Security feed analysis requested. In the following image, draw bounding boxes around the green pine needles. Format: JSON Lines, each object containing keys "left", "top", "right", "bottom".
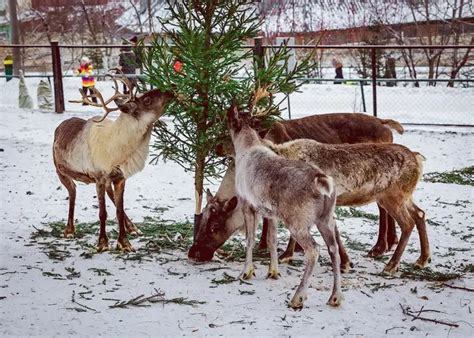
{"left": 137, "top": 0, "right": 316, "bottom": 216}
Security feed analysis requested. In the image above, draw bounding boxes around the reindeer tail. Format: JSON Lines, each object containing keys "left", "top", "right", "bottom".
{"left": 414, "top": 152, "right": 426, "bottom": 179}
{"left": 381, "top": 119, "right": 404, "bottom": 134}
{"left": 313, "top": 174, "right": 334, "bottom": 197}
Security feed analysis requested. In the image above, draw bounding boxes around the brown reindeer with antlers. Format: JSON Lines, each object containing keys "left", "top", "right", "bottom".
{"left": 53, "top": 72, "right": 173, "bottom": 252}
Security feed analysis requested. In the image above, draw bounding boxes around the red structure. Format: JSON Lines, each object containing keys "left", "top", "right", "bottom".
{"left": 31, "top": 0, "right": 108, "bottom": 9}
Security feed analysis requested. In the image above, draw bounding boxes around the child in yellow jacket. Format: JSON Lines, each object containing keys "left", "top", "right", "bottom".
{"left": 75, "top": 56, "right": 97, "bottom": 105}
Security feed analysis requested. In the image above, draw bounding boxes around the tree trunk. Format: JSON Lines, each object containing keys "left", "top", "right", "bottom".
{"left": 193, "top": 154, "right": 206, "bottom": 240}
{"left": 192, "top": 1, "right": 215, "bottom": 239}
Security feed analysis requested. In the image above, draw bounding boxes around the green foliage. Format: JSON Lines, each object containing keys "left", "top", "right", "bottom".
{"left": 335, "top": 207, "right": 379, "bottom": 221}
{"left": 136, "top": 0, "right": 317, "bottom": 190}
{"left": 30, "top": 217, "right": 255, "bottom": 263}
{"left": 137, "top": 0, "right": 260, "bottom": 180}
{"left": 399, "top": 265, "right": 461, "bottom": 282}
{"left": 423, "top": 166, "right": 474, "bottom": 186}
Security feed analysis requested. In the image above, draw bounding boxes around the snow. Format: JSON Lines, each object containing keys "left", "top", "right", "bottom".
{"left": 261, "top": 0, "right": 474, "bottom": 35}
{"left": 1, "top": 77, "right": 473, "bottom": 336}
{"left": 115, "top": 0, "right": 169, "bottom": 34}
{"left": 282, "top": 83, "right": 474, "bottom": 125}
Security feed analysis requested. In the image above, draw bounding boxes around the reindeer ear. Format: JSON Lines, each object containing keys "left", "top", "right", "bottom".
{"left": 206, "top": 188, "right": 214, "bottom": 203}
{"left": 223, "top": 196, "right": 238, "bottom": 213}
{"left": 227, "top": 104, "right": 239, "bottom": 121}
{"left": 118, "top": 102, "right": 138, "bottom": 115}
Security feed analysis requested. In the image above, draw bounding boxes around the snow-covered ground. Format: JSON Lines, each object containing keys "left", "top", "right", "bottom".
{"left": 0, "top": 78, "right": 473, "bottom": 336}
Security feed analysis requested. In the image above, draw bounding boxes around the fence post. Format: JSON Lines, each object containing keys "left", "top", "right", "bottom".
{"left": 359, "top": 81, "right": 366, "bottom": 112}
{"left": 371, "top": 47, "right": 377, "bottom": 117}
{"left": 51, "top": 40, "right": 65, "bottom": 113}
{"left": 253, "top": 37, "right": 265, "bottom": 70}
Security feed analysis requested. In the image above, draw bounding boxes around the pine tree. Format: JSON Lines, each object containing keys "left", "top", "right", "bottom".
{"left": 137, "top": 0, "right": 315, "bottom": 233}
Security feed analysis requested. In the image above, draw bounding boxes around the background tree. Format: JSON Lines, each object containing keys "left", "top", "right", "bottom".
{"left": 138, "top": 0, "right": 315, "bottom": 233}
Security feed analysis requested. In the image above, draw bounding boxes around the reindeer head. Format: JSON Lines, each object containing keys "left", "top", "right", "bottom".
{"left": 80, "top": 69, "right": 174, "bottom": 123}
{"left": 188, "top": 189, "right": 238, "bottom": 262}
{"left": 115, "top": 89, "right": 174, "bottom": 122}
{"left": 227, "top": 105, "right": 259, "bottom": 137}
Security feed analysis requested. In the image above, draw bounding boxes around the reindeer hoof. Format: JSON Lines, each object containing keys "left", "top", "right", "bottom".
{"left": 289, "top": 293, "right": 307, "bottom": 310}
{"left": 367, "top": 244, "right": 387, "bottom": 258}
{"left": 96, "top": 244, "right": 109, "bottom": 252}
{"left": 239, "top": 267, "right": 255, "bottom": 280}
{"left": 327, "top": 292, "right": 343, "bottom": 307}
{"left": 127, "top": 226, "right": 143, "bottom": 236}
{"left": 415, "top": 256, "right": 431, "bottom": 269}
{"left": 279, "top": 252, "right": 293, "bottom": 264}
{"left": 340, "top": 261, "right": 353, "bottom": 273}
{"left": 116, "top": 238, "right": 135, "bottom": 252}
{"left": 63, "top": 227, "right": 75, "bottom": 239}
{"left": 266, "top": 268, "right": 280, "bottom": 280}
{"left": 96, "top": 237, "right": 109, "bottom": 252}
{"left": 382, "top": 264, "right": 399, "bottom": 276}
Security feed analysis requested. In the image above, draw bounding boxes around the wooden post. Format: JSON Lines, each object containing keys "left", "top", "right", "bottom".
{"left": 51, "top": 40, "right": 65, "bottom": 113}
{"left": 8, "top": 0, "right": 22, "bottom": 76}
{"left": 253, "top": 37, "right": 265, "bottom": 72}
{"left": 371, "top": 48, "right": 377, "bottom": 117}
{"left": 359, "top": 80, "right": 366, "bottom": 112}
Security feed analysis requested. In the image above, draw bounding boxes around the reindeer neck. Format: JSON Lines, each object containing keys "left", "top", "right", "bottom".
{"left": 216, "top": 163, "right": 237, "bottom": 200}
{"left": 233, "top": 127, "right": 261, "bottom": 154}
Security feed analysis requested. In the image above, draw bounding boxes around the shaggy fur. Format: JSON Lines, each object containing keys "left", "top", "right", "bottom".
{"left": 229, "top": 108, "right": 342, "bottom": 309}
{"left": 265, "top": 138, "right": 430, "bottom": 275}
{"left": 189, "top": 113, "right": 403, "bottom": 262}
{"left": 53, "top": 89, "right": 172, "bottom": 252}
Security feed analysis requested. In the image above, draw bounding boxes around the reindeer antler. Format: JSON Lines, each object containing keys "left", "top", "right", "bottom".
{"left": 248, "top": 84, "right": 271, "bottom": 118}
{"left": 108, "top": 67, "right": 138, "bottom": 100}
{"left": 79, "top": 68, "right": 135, "bottom": 123}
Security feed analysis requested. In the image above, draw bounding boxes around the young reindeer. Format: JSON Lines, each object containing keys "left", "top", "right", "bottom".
{"left": 264, "top": 137, "right": 430, "bottom": 275}
{"left": 53, "top": 75, "right": 173, "bottom": 252}
{"left": 228, "top": 105, "right": 343, "bottom": 309}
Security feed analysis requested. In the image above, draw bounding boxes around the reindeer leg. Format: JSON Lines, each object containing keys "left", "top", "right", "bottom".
{"left": 288, "top": 226, "right": 320, "bottom": 310}
{"left": 106, "top": 182, "right": 142, "bottom": 236}
{"left": 96, "top": 180, "right": 109, "bottom": 252}
{"left": 279, "top": 236, "right": 296, "bottom": 263}
{"left": 334, "top": 223, "right": 352, "bottom": 273}
{"left": 386, "top": 214, "right": 398, "bottom": 250}
{"left": 409, "top": 203, "right": 431, "bottom": 268}
{"left": 113, "top": 177, "right": 134, "bottom": 252}
{"left": 368, "top": 204, "right": 389, "bottom": 258}
{"left": 57, "top": 172, "right": 76, "bottom": 238}
{"left": 317, "top": 217, "right": 343, "bottom": 307}
{"left": 380, "top": 202, "right": 415, "bottom": 275}
{"left": 266, "top": 218, "right": 280, "bottom": 279}
{"left": 239, "top": 204, "right": 257, "bottom": 280}
{"left": 257, "top": 218, "right": 269, "bottom": 251}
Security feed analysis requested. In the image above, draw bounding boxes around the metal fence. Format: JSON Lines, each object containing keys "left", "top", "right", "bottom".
{"left": 281, "top": 78, "right": 473, "bottom": 126}
{"left": 0, "top": 41, "right": 473, "bottom": 126}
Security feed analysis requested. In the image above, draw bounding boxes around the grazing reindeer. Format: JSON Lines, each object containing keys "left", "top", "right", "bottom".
{"left": 228, "top": 106, "right": 343, "bottom": 309}
{"left": 189, "top": 112, "right": 404, "bottom": 262}
{"left": 265, "top": 138, "right": 430, "bottom": 275}
{"left": 53, "top": 77, "right": 173, "bottom": 252}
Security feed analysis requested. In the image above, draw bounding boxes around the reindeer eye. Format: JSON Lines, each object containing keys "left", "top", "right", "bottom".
{"left": 210, "top": 207, "right": 217, "bottom": 214}
{"left": 143, "top": 97, "right": 151, "bottom": 106}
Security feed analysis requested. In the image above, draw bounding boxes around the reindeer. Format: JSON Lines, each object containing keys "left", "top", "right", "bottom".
{"left": 189, "top": 112, "right": 404, "bottom": 262}
{"left": 262, "top": 136, "right": 430, "bottom": 275}
{"left": 228, "top": 106, "right": 343, "bottom": 309}
{"left": 53, "top": 75, "right": 173, "bottom": 252}
{"left": 227, "top": 106, "right": 342, "bottom": 309}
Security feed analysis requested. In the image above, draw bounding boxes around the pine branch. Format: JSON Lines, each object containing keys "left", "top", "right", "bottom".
{"left": 399, "top": 303, "right": 459, "bottom": 328}
{"left": 109, "top": 289, "right": 205, "bottom": 309}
